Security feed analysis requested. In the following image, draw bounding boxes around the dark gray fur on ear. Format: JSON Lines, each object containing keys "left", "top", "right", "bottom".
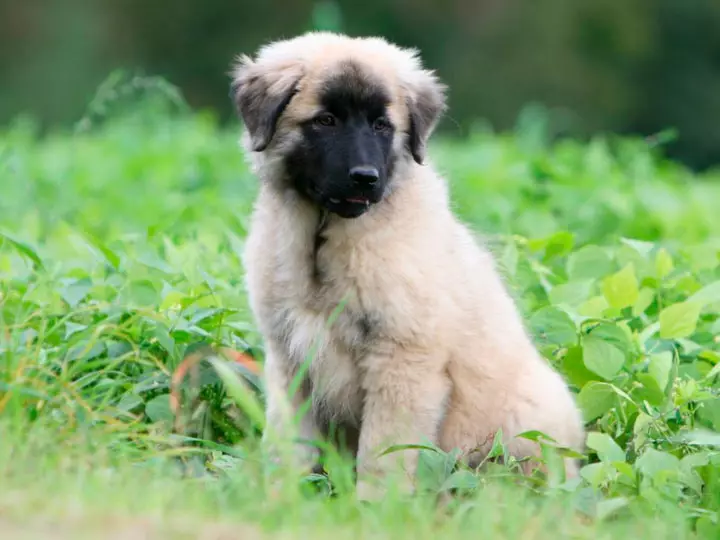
{"left": 230, "top": 57, "right": 301, "bottom": 152}
{"left": 406, "top": 73, "right": 447, "bottom": 165}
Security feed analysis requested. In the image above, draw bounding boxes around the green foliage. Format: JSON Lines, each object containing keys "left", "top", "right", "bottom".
{"left": 1, "top": 88, "right": 720, "bottom": 535}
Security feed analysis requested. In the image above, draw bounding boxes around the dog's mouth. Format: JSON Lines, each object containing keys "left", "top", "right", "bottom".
{"left": 329, "top": 196, "right": 369, "bottom": 205}
{"left": 324, "top": 196, "right": 373, "bottom": 219}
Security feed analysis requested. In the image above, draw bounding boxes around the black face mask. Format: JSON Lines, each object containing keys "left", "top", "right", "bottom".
{"left": 285, "top": 67, "right": 397, "bottom": 219}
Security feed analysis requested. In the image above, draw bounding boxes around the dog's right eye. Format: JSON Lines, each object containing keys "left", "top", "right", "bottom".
{"left": 313, "top": 113, "right": 336, "bottom": 127}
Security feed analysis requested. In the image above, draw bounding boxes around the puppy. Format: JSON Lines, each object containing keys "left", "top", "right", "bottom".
{"left": 230, "top": 32, "right": 585, "bottom": 500}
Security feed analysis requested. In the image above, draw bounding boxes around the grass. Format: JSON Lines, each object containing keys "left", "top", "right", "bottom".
{"left": 1, "top": 79, "right": 720, "bottom": 538}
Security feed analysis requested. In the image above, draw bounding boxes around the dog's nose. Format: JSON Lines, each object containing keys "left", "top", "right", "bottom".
{"left": 349, "top": 166, "right": 379, "bottom": 185}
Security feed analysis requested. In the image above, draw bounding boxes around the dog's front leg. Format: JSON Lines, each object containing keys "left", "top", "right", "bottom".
{"left": 262, "top": 340, "right": 321, "bottom": 474}
{"left": 356, "top": 348, "right": 450, "bottom": 502}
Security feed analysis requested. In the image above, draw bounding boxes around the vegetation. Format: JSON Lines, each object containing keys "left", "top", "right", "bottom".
{"left": 1, "top": 82, "right": 720, "bottom": 538}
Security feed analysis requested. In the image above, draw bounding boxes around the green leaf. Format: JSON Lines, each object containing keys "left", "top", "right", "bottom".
{"left": 562, "top": 346, "right": 599, "bottom": 387}
{"left": 577, "top": 382, "right": 616, "bottom": 422}
{"left": 586, "top": 432, "right": 625, "bottom": 463}
{"left": 416, "top": 446, "right": 453, "bottom": 492}
{"left": 116, "top": 393, "right": 143, "bottom": 412}
{"left": 673, "top": 429, "right": 720, "bottom": 448}
{"left": 587, "top": 322, "right": 632, "bottom": 355}
{"left": 378, "top": 443, "right": 443, "bottom": 457}
{"left": 123, "top": 279, "right": 160, "bottom": 307}
{"left": 59, "top": 278, "right": 92, "bottom": 308}
{"left": 687, "top": 280, "right": 720, "bottom": 308}
{"left": 580, "top": 462, "right": 611, "bottom": 487}
{"left": 635, "top": 449, "right": 680, "bottom": 479}
{"left": 567, "top": 245, "right": 613, "bottom": 280}
{"left": 516, "top": 430, "right": 558, "bottom": 444}
{"left": 602, "top": 263, "right": 639, "bottom": 309}
{"left": 144, "top": 394, "right": 173, "bottom": 423}
{"left": 659, "top": 301, "right": 701, "bottom": 339}
{"left": 153, "top": 326, "right": 175, "bottom": 355}
{"left": 595, "top": 497, "right": 629, "bottom": 521}
{"left": 529, "top": 306, "right": 577, "bottom": 347}
{"left": 648, "top": 351, "right": 673, "bottom": 392}
{"left": 632, "top": 287, "right": 655, "bottom": 316}
{"left": 439, "top": 470, "right": 479, "bottom": 492}
{"left": 0, "top": 230, "right": 44, "bottom": 269}
{"left": 487, "top": 428, "right": 506, "bottom": 459}
{"left": 635, "top": 373, "right": 666, "bottom": 407}
{"left": 549, "top": 280, "right": 593, "bottom": 307}
{"left": 64, "top": 321, "right": 88, "bottom": 339}
{"left": 543, "top": 230, "right": 575, "bottom": 260}
{"left": 582, "top": 335, "right": 625, "bottom": 380}
{"left": 578, "top": 295, "right": 610, "bottom": 318}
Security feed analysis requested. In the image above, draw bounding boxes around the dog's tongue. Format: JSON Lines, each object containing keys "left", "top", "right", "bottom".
{"left": 346, "top": 197, "right": 369, "bottom": 204}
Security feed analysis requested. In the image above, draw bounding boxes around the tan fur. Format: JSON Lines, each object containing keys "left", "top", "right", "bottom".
{"left": 232, "top": 32, "right": 585, "bottom": 500}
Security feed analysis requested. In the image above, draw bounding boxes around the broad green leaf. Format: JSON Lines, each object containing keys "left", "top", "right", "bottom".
{"left": 549, "top": 280, "right": 593, "bottom": 307}
{"left": 123, "top": 279, "right": 160, "bottom": 307}
{"left": 153, "top": 326, "right": 175, "bottom": 355}
{"left": 648, "top": 351, "right": 673, "bottom": 392}
{"left": 635, "top": 373, "right": 666, "bottom": 407}
{"left": 620, "top": 238, "right": 655, "bottom": 258}
{"left": 160, "top": 289, "right": 188, "bottom": 310}
{"left": 567, "top": 245, "right": 613, "bottom": 280}
{"left": 59, "top": 278, "right": 92, "bottom": 308}
{"left": 674, "top": 429, "right": 720, "bottom": 448}
{"left": 635, "top": 449, "right": 680, "bottom": 479}
{"left": 417, "top": 446, "right": 452, "bottom": 492}
{"left": 632, "top": 287, "right": 655, "bottom": 316}
{"left": 582, "top": 336, "right": 625, "bottom": 380}
{"left": 595, "top": 497, "right": 629, "bottom": 521}
{"left": 602, "top": 263, "right": 639, "bottom": 309}
{"left": 577, "top": 382, "right": 616, "bottom": 422}
{"left": 687, "top": 280, "right": 720, "bottom": 308}
{"left": 588, "top": 322, "right": 633, "bottom": 354}
{"left": 578, "top": 295, "right": 609, "bottom": 318}
{"left": 64, "top": 321, "right": 88, "bottom": 339}
{"left": 544, "top": 231, "right": 575, "bottom": 259}
{"left": 439, "top": 470, "right": 479, "bottom": 492}
{"left": 680, "top": 451, "right": 710, "bottom": 470}
{"left": 696, "top": 517, "right": 718, "bottom": 538}
{"left": 586, "top": 432, "right": 625, "bottom": 463}
{"left": 580, "top": 462, "right": 611, "bottom": 487}
{"left": 659, "top": 301, "right": 701, "bottom": 339}
{"left": 562, "top": 346, "right": 599, "bottom": 387}
{"left": 116, "top": 393, "right": 143, "bottom": 412}
{"left": 144, "top": 394, "right": 173, "bottom": 423}
{"left": 529, "top": 306, "right": 577, "bottom": 346}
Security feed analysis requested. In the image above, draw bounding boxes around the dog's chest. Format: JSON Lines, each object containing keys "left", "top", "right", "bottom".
{"left": 256, "top": 216, "right": 387, "bottom": 426}
{"left": 286, "top": 303, "right": 370, "bottom": 426}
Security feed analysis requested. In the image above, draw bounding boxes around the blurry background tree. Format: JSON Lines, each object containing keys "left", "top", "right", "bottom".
{"left": 1, "top": 0, "right": 719, "bottom": 169}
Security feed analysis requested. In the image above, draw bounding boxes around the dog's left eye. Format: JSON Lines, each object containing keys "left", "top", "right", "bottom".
{"left": 314, "top": 113, "right": 336, "bottom": 127}
{"left": 372, "top": 117, "right": 392, "bottom": 133}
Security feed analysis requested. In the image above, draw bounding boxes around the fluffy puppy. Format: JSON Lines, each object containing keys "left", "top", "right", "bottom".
{"left": 230, "top": 32, "right": 585, "bottom": 499}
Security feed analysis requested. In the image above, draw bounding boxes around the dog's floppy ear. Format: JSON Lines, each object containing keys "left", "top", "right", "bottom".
{"left": 405, "top": 70, "right": 447, "bottom": 165}
{"left": 230, "top": 55, "right": 303, "bottom": 152}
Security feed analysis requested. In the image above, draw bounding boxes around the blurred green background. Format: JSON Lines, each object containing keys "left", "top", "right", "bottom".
{"left": 2, "top": 0, "right": 720, "bottom": 170}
